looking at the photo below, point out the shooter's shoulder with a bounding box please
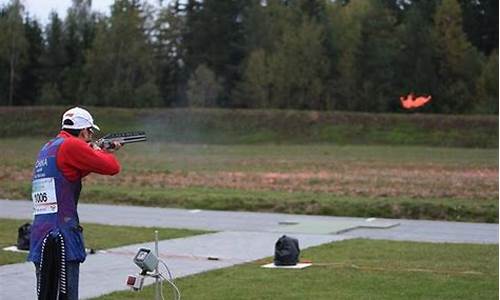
[59,135,91,154]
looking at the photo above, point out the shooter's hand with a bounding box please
[90,142,102,151]
[104,141,122,153]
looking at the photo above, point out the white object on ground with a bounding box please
[261,263,312,269]
[3,246,28,253]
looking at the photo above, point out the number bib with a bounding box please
[32,178,58,215]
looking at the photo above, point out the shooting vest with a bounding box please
[28,137,86,263]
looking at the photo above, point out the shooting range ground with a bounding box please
[94,239,498,300]
[1,107,496,299]
[0,138,497,223]
[0,107,497,223]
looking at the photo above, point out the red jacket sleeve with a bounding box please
[57,135,121,182]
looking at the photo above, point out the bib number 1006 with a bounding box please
[32,177,58,215]
[33,192,48,203]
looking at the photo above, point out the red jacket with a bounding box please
[56,131,120,182]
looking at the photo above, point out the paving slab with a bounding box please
[273,219,400,234]
[344,218,499,244]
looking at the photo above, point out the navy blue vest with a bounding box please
[28,137,86,263]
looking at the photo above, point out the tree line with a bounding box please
[0,0,498,113]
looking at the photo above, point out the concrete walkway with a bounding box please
[0,199,498,299]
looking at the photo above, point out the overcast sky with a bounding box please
[0,0,116,23]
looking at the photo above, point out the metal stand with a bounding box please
[154,230,160,300]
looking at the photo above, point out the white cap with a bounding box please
[61,107,100,131]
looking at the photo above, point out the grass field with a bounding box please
[94,239,499,300]
[0,107,497,222]
[0,107,497,147]
[0,106,497,299]
[1,138,497,222]
[0,218,207,266]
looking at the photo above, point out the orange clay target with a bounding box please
[400,93,431,109]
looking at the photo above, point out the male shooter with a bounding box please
[28,107,122,300]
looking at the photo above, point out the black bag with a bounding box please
[274,235,300,266]
[17,223,31,250]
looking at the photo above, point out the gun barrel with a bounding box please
[120,136,147,144]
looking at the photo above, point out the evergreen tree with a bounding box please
[257,0,302,52]
[0,0,494,114]
[236,0,298,108]
[475,49,498,113]
[432,0,483,112]
[18,16,43,105]
[394,2,439,112]
[355,0,399,112]
[459,0,498,55]
[83,0,160,107]
[267,18,329,109]
[154,1,186,106]
[297,0,327,22]
[61,0,96,104]
[239,0,275,54]
[0,0,27,105]
[235,48,270,108]
[182,0,249,106]
[39,12,66,104]
[238,1,330,109]
[328,0,371,110]
[186,64,222,107]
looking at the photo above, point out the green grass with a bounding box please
[1,139,497,222]
[79,186,498,223]
[0,218,208,266]
[1,184,497,223]
[0,219,30,265]
[0,184,498,223]
[0,107,497,147]
[0,138,497,171]
[94,239,499,300]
